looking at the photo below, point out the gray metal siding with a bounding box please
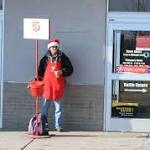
[4,0,106,85]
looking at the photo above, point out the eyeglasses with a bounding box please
[51,46,58,48]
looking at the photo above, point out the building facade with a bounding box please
[0,0,150,132]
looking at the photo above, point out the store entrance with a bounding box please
[105,12,150,132]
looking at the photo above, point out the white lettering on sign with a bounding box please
[116,65,148,73]
[23,18,49,40]
[124,83,135,87]
[124,88,147,93]
[124,82,148,88]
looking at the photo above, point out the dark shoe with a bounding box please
[56,128,63,132]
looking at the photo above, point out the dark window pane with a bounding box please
[109,0,150,12]
[112,80,150,118]
[0,0,2,10]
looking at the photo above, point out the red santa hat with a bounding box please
[47,38,60,49]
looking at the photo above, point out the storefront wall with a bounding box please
[2,0,106,130]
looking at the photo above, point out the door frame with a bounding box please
[0,9,4,128]
[104,12,150,132]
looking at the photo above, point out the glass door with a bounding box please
[105,12,150,132]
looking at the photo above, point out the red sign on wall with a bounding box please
[136,36,150,50]
[116,65,148,74]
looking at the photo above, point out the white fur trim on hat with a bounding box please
[47,42,59,49]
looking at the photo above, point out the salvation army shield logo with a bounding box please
[32,21,40,32]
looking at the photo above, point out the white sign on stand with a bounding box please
[23,18,49,40]
[24,18,50,137]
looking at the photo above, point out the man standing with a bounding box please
[38,38,73,132]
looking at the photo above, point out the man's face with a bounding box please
[50,46,58,55]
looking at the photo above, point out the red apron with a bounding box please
[43,59,65,100]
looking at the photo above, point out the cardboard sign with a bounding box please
[23,18,49,40]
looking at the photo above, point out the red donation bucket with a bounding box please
[28,80,44,97]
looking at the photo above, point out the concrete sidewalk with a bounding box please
[0,131,150,150]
